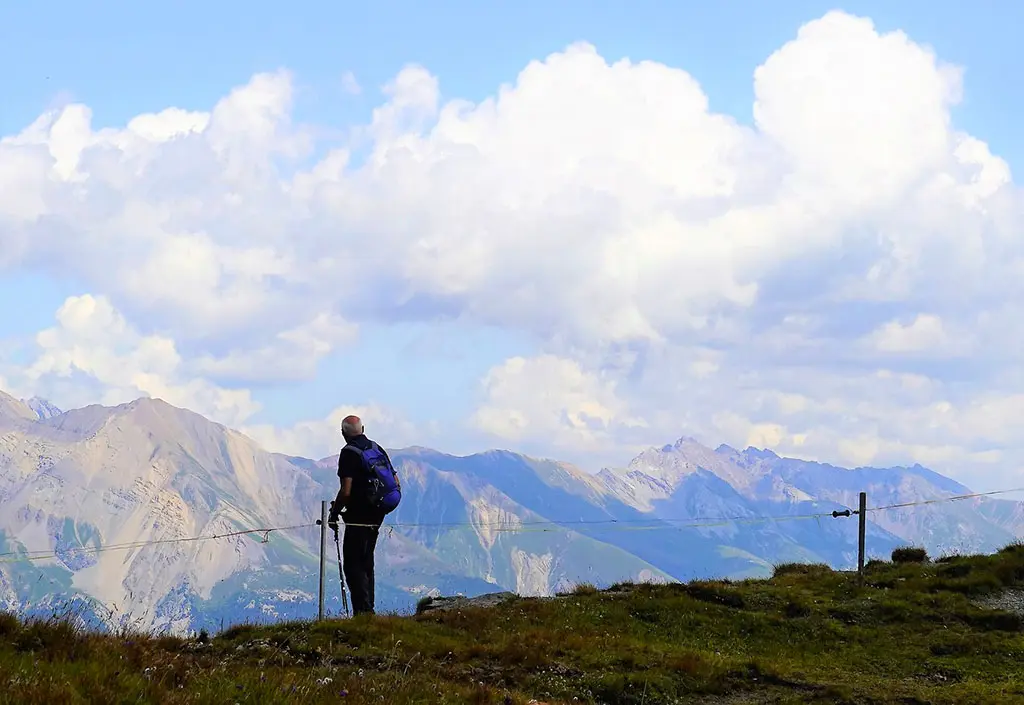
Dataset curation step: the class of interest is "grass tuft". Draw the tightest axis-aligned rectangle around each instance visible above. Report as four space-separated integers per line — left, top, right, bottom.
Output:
560 581 599 597
0 612 19 638
999 539 1024 555
682 580 746 609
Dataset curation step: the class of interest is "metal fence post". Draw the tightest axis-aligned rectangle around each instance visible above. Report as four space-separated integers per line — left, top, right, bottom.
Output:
857 492 867 582
318 500 327 620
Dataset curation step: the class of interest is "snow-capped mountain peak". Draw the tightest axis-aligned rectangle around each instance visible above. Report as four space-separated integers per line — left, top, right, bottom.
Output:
25 397 63 420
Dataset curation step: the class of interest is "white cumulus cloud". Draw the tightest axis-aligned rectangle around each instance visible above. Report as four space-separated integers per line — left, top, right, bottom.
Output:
867 314 951 354
470 355 648 456
243 403 428 460
1 10 1023 485
7 294 260 427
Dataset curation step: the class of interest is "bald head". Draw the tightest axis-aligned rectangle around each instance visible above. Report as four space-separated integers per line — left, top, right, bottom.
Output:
341 414 364 440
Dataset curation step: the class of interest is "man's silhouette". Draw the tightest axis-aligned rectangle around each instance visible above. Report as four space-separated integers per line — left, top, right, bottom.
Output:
328 415 400 616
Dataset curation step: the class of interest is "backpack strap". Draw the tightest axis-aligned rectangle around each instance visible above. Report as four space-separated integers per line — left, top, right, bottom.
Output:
343 441 382 453
341 442 375 478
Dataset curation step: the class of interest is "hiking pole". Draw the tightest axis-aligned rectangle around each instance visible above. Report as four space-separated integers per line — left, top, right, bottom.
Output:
333 525 350 617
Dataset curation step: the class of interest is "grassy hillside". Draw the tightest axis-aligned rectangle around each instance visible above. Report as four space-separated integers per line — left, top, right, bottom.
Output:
2 545 1024 704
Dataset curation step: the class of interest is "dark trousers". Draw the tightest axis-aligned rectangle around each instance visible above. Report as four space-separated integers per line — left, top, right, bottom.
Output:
342 523 380 615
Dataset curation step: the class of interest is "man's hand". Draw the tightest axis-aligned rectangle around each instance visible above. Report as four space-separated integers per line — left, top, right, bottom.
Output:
328 500 341 530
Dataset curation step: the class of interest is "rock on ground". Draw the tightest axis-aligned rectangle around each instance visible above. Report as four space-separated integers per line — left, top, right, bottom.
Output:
972 588 1024 615
416 591 518 614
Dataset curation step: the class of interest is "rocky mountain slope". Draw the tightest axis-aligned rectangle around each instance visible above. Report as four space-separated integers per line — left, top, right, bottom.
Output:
0 389 1020 635
603 437 1024 560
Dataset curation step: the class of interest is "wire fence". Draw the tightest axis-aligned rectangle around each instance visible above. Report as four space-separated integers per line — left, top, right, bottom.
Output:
1 485 1022 633
2 485 1021 565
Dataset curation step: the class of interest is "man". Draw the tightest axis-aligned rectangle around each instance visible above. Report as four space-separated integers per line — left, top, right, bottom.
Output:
328 415 401 616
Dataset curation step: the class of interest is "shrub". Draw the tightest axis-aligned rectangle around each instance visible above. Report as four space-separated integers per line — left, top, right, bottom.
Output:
772 562 834 579
891 546 929 564
937 562 972 579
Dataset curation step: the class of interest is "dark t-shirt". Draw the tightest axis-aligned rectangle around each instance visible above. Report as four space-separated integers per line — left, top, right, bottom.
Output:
338 434 389 526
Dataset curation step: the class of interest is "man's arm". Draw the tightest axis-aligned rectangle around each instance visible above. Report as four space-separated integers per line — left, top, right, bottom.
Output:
330 478 352 526
330 450 358 524
335 478 353 508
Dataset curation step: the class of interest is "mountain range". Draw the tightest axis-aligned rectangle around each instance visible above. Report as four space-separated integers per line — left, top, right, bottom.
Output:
0 388 1020 636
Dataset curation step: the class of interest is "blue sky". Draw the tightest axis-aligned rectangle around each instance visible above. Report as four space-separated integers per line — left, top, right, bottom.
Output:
4 0 1022 151
2 1 1024 487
